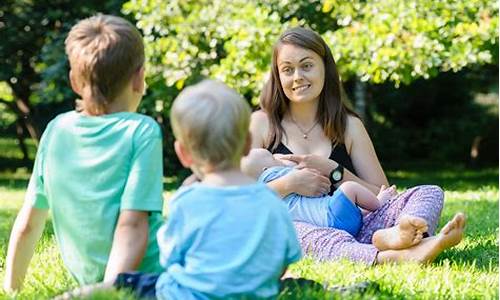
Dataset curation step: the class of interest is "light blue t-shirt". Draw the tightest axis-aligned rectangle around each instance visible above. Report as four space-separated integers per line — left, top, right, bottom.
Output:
155 183 302 300
27 110 164 284
259 167 330 227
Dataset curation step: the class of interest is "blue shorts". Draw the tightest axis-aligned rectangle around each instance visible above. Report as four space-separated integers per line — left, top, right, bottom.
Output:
114 272 160 299
327 189 363 236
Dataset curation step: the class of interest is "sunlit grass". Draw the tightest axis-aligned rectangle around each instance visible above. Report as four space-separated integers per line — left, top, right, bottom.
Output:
0 162 497 299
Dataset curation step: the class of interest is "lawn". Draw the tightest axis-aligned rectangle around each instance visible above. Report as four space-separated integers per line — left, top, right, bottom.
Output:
0 141 498 299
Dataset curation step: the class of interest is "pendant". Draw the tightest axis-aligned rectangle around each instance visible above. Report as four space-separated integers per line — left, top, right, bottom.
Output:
303 134 308 139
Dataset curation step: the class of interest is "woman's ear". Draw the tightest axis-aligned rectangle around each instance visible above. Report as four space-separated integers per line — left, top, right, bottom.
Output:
174 140 193 168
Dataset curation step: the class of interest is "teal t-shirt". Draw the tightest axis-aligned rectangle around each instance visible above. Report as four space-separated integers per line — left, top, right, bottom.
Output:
155 183 302 300
27 110 164 284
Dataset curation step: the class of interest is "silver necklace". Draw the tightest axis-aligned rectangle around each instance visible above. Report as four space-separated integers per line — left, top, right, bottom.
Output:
290 116 318 139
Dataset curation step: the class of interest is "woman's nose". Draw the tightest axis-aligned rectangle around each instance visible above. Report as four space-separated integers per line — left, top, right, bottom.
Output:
293 69 304 81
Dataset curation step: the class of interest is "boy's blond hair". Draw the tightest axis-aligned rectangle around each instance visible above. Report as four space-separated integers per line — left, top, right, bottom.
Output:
171 80 251 173
65 14 144 115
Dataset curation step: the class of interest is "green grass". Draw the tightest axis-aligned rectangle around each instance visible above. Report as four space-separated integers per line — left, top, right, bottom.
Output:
0 161 497 299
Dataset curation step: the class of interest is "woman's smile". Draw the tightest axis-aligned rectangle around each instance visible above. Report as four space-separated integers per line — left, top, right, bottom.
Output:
292 84 311 92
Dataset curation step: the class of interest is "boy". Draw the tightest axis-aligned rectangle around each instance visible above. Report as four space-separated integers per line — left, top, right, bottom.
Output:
241 148 398 236
3 15 163 291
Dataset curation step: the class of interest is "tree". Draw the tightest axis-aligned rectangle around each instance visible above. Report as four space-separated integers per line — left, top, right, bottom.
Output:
0 0 123 160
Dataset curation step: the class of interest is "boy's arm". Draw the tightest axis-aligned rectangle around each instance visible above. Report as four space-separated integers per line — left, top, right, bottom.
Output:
103 210 149 283
3 204 48 292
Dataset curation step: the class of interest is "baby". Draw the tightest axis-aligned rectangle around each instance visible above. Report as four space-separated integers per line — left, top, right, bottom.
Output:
241 149 397 236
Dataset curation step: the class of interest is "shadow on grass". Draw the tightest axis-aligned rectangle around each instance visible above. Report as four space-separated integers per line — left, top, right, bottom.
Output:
387 164 498 191
0 177 29 190
435 199 498 270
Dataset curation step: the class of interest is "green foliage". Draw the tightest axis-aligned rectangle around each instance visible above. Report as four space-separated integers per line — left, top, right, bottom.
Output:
123 0 286 106
124 0 499 105
322 0 498 85
0 0 125 129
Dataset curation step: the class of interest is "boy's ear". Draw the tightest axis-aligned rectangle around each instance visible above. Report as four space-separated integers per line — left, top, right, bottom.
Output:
69 70 82 96
131 66 145 94
242 132 252 156
174 140 193 168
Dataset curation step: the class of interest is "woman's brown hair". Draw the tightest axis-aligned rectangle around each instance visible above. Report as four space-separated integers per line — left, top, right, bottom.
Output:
260 26 358 150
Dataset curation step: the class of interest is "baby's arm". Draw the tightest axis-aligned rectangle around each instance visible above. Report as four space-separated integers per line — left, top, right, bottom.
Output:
3 203 48 292
338 181 381 211
104 210 149 282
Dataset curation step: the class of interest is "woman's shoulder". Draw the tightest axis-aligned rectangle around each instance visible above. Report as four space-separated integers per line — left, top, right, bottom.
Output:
251 110 269 122
344 114 366 152
250 110 270 147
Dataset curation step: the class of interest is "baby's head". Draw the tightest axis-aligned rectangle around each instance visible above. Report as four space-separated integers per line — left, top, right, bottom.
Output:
171 80 251 177
241 149 283 179
65 15 145 115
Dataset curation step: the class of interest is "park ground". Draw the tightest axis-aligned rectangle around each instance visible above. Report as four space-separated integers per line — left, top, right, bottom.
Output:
0 138 498 299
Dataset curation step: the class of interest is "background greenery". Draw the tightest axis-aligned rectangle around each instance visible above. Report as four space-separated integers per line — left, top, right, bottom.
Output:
0 0 498 173
0 1 498 299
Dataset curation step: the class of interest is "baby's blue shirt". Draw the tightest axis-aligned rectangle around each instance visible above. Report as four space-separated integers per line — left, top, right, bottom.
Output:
259 166 330 227
155 182 301 300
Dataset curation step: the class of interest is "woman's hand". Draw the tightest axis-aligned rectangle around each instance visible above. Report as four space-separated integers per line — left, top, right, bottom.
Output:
281 154 337 176
284 168 331 197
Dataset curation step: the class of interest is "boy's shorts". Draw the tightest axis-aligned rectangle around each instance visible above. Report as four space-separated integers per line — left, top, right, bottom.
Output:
114 272 160 299
327 189 363 236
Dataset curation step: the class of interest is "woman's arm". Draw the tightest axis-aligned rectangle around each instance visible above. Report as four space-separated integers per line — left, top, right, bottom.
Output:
345 116 388 193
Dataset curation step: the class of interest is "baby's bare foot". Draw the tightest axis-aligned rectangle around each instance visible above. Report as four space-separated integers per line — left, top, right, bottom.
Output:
372 215 428 251
377 185 397 205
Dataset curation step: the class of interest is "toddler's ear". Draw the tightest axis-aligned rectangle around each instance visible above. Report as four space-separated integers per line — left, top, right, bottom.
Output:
174 140 193 168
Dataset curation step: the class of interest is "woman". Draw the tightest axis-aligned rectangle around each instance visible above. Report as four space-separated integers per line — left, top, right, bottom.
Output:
250 27 465 264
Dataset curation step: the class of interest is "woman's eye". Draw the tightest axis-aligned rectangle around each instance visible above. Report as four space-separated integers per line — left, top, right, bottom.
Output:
303 63 313 70
282 67 293 74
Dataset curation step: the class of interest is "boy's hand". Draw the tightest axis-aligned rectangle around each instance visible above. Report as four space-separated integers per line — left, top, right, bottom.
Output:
377 185 397 205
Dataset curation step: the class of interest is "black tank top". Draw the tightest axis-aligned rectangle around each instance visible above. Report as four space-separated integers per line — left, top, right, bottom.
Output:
267 140 357 175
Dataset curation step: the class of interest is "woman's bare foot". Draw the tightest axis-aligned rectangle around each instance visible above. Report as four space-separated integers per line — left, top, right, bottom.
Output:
372 215 429 251
377 212 466 264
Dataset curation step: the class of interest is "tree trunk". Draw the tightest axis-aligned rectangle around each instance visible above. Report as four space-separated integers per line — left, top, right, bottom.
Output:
15 97 40 144
0 97 38 162
15 119 30 163
354 79 367 121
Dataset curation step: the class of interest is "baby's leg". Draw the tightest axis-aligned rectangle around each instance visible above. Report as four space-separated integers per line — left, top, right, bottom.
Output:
338 181 381 211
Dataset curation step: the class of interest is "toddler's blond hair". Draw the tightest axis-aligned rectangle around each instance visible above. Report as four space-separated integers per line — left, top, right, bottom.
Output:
171 80 251 172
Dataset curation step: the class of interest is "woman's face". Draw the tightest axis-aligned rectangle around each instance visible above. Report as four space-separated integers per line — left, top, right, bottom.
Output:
277 44 325 104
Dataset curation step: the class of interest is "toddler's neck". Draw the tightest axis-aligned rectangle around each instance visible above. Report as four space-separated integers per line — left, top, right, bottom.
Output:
202 168 256 187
